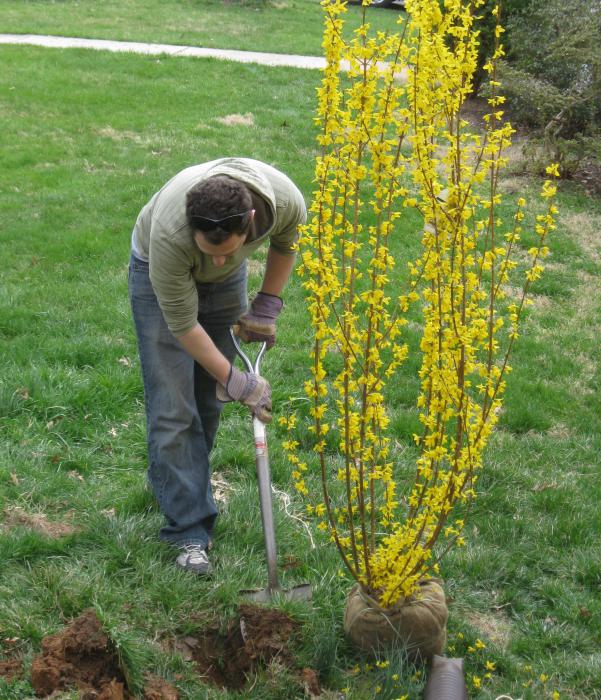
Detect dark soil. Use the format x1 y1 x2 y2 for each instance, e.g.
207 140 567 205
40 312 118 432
0 657 23 681
143 674 179 699
14 604 320 698
30 609 132 699
175 603 320 694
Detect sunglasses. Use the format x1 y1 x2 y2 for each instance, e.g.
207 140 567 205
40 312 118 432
189 209 254 234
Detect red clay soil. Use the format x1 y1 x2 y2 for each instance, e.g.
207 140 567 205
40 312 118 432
29 608 132 699
179 603 319 693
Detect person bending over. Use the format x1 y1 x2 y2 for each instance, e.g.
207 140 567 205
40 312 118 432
128 157 306 575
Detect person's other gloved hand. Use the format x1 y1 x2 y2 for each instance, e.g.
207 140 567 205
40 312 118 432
237 292 283 348
216 366 272 423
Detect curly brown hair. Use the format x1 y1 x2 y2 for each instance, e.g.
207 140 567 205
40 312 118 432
186 175 253 244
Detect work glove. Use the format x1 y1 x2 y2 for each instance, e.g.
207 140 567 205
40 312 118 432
216 366 272 424
236 292 283 349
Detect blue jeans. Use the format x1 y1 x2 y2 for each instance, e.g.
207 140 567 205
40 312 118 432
128 254 247 548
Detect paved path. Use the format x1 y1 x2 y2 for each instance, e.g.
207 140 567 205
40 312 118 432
0 33 328 70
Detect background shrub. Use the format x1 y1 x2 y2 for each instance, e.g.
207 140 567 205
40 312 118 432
477 0 601 180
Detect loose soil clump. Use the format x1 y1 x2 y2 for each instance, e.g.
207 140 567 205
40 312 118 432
0 657 23 681
143 674 179 699
30 608 132 699
177 604 318 693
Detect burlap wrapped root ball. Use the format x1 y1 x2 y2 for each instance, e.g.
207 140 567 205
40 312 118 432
343 579 448 660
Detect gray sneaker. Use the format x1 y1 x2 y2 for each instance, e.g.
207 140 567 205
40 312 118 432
175 544 212 575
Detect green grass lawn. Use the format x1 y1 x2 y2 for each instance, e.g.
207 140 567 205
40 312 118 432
1 20 600 700
0 0 404 56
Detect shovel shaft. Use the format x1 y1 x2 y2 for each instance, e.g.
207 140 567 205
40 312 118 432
253 416 279 592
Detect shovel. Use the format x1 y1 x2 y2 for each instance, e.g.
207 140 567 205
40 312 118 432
230 329 312 604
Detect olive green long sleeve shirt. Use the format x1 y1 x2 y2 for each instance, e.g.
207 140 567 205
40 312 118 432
131 157 306 336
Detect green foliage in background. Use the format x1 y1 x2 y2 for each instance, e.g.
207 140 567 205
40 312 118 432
482 0 601 178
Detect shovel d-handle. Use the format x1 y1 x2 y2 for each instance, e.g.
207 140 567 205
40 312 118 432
230 329 280 593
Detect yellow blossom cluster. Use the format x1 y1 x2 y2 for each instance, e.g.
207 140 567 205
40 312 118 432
283 0 559 608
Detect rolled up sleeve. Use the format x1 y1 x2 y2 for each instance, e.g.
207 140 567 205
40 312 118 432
269 187 307 255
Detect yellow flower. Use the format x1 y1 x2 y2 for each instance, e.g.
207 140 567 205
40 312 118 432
295 0 557 609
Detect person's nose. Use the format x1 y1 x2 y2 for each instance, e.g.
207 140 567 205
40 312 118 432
212 256 226 267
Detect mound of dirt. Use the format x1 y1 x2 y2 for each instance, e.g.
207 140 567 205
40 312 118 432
176 603 318 693
30 609 131 699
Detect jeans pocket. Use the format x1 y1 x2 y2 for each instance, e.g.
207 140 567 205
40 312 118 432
129 256 156 303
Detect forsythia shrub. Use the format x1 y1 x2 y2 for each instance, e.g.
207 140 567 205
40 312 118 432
282 0 559 607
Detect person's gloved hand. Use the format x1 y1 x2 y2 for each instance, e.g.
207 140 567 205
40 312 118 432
216 366 272 423
237 292 283 348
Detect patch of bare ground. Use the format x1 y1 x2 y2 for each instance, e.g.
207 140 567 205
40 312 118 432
216 113 255 127
96 126 146 143
211 471 235 506
172 604 320 695
560 211 601 263
1 505 77 538
464 610 512 650
501 284 553 311
498 175 530 198
546 423 573 439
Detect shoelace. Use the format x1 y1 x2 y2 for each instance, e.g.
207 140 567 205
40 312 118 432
180 544 207 562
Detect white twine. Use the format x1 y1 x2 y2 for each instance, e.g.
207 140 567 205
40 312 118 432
271 485 316 549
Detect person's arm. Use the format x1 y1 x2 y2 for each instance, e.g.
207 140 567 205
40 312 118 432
177 322 273 422
176 323 230 384
259 246 297 296
236 246 297 347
